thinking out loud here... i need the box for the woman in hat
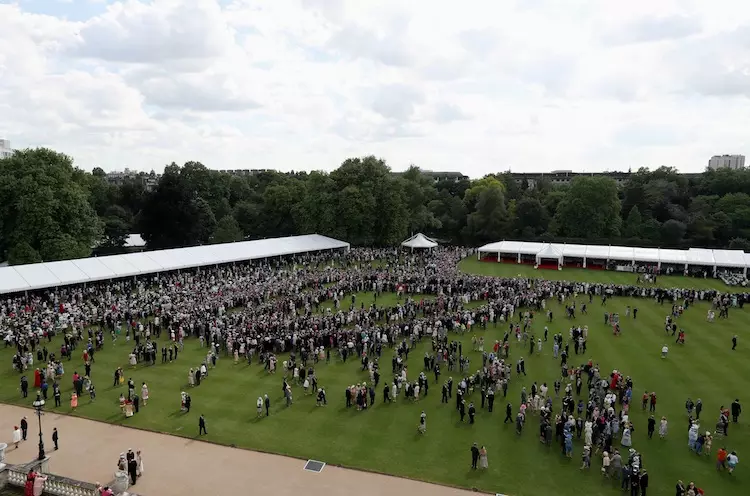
[141,382,149,406]
[13,425,22,449]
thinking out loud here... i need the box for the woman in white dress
[584,420,593,446]
[479,446,488,469]
[188,368,195,387]
[13,425,21,449]
[257,397,263,417]
[659,417,668,438]
[136,451,144,476]
[621,423,633,447]
[141,383,149,406]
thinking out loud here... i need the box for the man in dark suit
[20,417,28,441]
[52,428,59,450]
[198,414,207,435]
[640,470,649,496]
[128,457,138,485]
[264,394,270,416]
[470,443,479,469]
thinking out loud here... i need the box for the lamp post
[32,392,45,461]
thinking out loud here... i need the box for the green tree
[399,166,440,234]
[233,201,263,238]
[98,205,132,251]
[514,196,548,236]
[661,219,687,246]
[0,148,101,264]
[213,215,244,243]
[729,237,750,251]
[552,177,621,238]
[464,182,508,243]
[623,206,643,239]
[138,165,217,248]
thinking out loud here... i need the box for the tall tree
[0,148,101,264]
[623,206,643,239]
[552,177,621,239]
[138,165,217,249]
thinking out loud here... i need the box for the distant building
[508,171,632,189]
[392,170,469,182]
[708,154,745,170]
[218,169,269,176]
[105,168,160,192]
[0,139,14,159]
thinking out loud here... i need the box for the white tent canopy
[535,243,563,265]
[477,240,750,274]
[712,249,747,269]
[401,233,438,249]
[0,234,350,295]
[687,248,715,266]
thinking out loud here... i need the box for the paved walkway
[0,404,477,496]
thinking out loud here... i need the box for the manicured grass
[460,258,734,291]
[1,291,748,495]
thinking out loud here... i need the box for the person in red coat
[34,369,41,389]
[24,469,36,496]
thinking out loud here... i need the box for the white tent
[658,249,688,265]
[0,234,350,295]
[608,245,634,262]
[535,243,563,265]
[401,233,438,250]
[687,248,715,266]
[633,247,660,263]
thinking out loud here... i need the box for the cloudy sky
[1,0,749,176]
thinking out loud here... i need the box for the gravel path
[0,404,480,496]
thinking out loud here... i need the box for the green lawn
[1,289,748,495]
[460,258,734,291]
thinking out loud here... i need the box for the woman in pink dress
[32,473,47,496]
[70,392,78,410]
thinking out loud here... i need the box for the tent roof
[687,248,715,266]
[537,243,563,259]
[633,247,660,262]
[658,249,687,264]
[585,245,610,258]
[608,245,634,261]
[0,234,349,295]
[518,242,544,255]
[401,233,438,249]
[476,239,749,268]
[561,244,588,258]
[712,249,747,268]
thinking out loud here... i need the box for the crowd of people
[2,246,748,495]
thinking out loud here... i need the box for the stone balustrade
[0,458,134,496]
[7,465,98,496]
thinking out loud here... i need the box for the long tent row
[477,240,750,276]
[0,234,350,295]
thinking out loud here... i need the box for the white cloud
[1,0,750,176]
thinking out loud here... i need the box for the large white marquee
[0,234,350,295]
[477,240,749,275]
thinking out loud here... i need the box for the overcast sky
[1,0,749,177]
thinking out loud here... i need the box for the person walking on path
[198,414,207,435]
[20,416,28,440]
[52,428,58,450]
[13,425,21,449]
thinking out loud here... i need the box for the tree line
[1,148,750,265]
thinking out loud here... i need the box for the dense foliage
[2,148,750,264]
